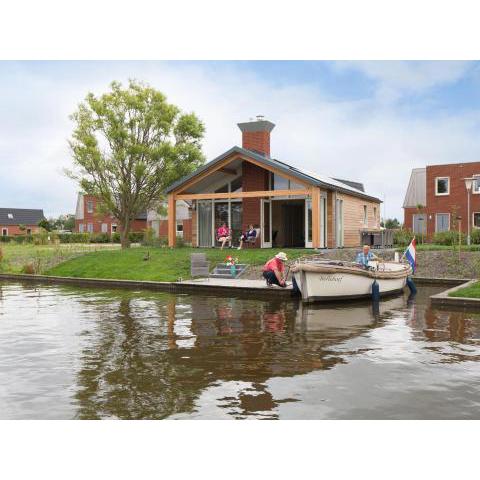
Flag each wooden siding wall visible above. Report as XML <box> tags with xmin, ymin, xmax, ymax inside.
<box><xmin>191</xmin><ymin>206</ymin><xmax>198</xmax><ymax>247</ymax></box>
<box><xmin>336</xmin><ymin>193</ymin><xmax>381</xmax><ymax>247</ymax></box>
<box><xmin>327</xmin><ymin>191</ymin><xmax>335</xmax><ymax>248</ymax></box>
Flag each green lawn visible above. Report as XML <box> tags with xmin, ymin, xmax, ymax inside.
<box><xmin>397</xmin><ymin>243</ymin><xmax>480</xmax><ymax>252</ymax></box>
<box><xmin>449</xmin><ymin>281</ymin><xmax>480</xmax><ymax>299</ymax></box>
<box><xmin>45</xmin><ymin>247</ymin><xmax>313</xmax><ymax>282</ymax></box>
<box><xmin>0</xmin><ymin>243</ymin><xmax>120</xmax><ymax>274</ymax></box>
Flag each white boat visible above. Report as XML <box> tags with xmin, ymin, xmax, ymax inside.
<box><xmin>292</xmin><ymin>258</ymin><xmax>412</xmax><ymax>303</ymax></box>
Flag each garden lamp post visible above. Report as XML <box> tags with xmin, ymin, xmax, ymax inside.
<box><xmin>464</xmin><ymin>177</ymin><xmax>474</xmax><ymax>246</ymax></box>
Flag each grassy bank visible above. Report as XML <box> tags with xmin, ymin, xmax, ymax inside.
<box><xmin>0</xmin><ymin>243</ymin><xmax>120</xmax><ymax>274</ymax></box>
<box><xmin>449</xmin><ymin>281</ymin><xmax>480</xmax><ymax>299</ymax></box>
<box><xmin>45</xmin><ymin>247</ymin><xmax>312</xmax><ymax>282</ymax></box>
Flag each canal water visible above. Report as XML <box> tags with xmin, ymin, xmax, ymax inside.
<box><xmin>0</xmin><ymin>281</ymin><xmax>479</xmax><ymax>419</ymax></box>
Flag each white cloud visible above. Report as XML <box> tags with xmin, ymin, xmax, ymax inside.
<box><xmin>333</xmin><ymin>61</ymin><xmax>472</xmax><ymax>102</ymax></box>
<box><xmin>0</xmin><ymin>61</ymin><xmax>477</xmax><ymax>221</ymax></box>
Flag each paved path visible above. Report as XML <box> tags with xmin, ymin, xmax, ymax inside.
<box><xmin>180</xmin><ymin>277</ymin><xmax>293</xmax><ymax>290</ymax></box>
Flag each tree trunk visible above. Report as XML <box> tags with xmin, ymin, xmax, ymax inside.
<box><xmin>120</xmin><ymin>219</ymin><xmax>131</xmax><ymax>249</ymax></box>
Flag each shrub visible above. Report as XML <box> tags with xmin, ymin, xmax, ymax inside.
<box><xmin>22</xmin><ymin>263</ymin><xmax>35</xmax><ymax>274</ymax></box>
<box><xmin>142</xmin><ymin>227</ymin><xmax>155</xmax><ymax>246</ymax></box>
<box><xmin>32</xmin><ymin>230</ymin><xmax>49</xmax><ymax>245</ymax></box>
<box><xmin>57</xmin><ymin>233</ymin><xmax>90</xmax><ymax>243</ymax></box>
<box><xmin>112</xmin><ymin>232</ymin><xmax>121</xmax><ymax>243</ymax></box>
<box><xmin>128</xmin><ymin>231</ymin><xmax>144</xmax><ymax>243</ymax></box>
<box><xmin>0</xmin><ymin>235</ymin><xmax>12</xmax><ymax>243</ymax></box>
<box><xmin>0</xmin><ymin>246</ymin><xmax>3</xmax><ymax>263</ymax></box>
<box><xmin>393</xmin><ymin>228</ymin><xmax>413</xmax><ymax>246</ymax></box>
<box><xmin>471</xmin><ymin>229</ymin><xmax>480</xmax><ymax>245</ymax></box>
<box><xmin>90</xmin><ymin>232</ymin><xmax>110</xmax><ymax>243</ymax></box>
<box><xmin>432</xmin><ymin>231</ymin><xmax>465</xmax><ymax>246</ymax></box>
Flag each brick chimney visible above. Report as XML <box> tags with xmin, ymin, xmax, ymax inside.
<box><xmin>237</xmin><ymin>115</ymin><xmax>275</xmax><ymax>157</ymax></box>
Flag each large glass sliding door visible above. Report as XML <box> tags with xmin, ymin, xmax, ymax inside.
<box><xmin>261</xmin><ymin>199</ymin><xmax>272</xmax><ymax>248</ymax></box>
<box><xmin>335</xmin><ymin>198</ymin><xmax>344</xmax><ymax>248</ymax></box>
<box><xmin>320</xmin><ymin>195</ymin><xmax>327</xmax><ymax>248</ymax></box>
<box><xmin>198</xmin><ymin>200</ymin><xmax>213</xmax><ymax>247</ymax></box>
<box><xmin>230</xmin><ymin>202</ymin><xmax>243</xmax><ymax>247</ymax></box>
<box><xmin>305</xmin><ymin>198</ymin><xmax>312</xmax><ymax>248</ymax></box>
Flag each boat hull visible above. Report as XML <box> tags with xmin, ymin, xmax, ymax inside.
<box><xmin>293</xmin><ymin>262</ymin><xmax>409</xmax><ymax>303</ymax></box>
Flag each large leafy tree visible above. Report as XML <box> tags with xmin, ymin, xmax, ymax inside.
<box><xmin>68</xmin><ymin>80</ymin><xmax>205</xmax><ymax>248</ymax></box>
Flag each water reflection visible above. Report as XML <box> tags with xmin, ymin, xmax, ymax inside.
<box><xmin>0</xmin><ymin>282</ymin><xmax>479</xmax><ymax>419</ymax></box>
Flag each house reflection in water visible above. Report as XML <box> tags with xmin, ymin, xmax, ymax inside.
<box><xmin>71</xmin><ymin>287</ymin><xmax>480</xmax><ymax>419</ymax></box>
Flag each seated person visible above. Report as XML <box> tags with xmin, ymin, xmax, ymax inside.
<box><xmin>238</xmin><ymin>224</ymin><xmax>257</xmax><ymax>250</ymax></box>
<box><xmin>356</xmin><ymin>244</ymin><xmax>379</xmax><ymax>268</ymax></box>
<box><xmin>216</xmin><ymin>223</ymin><xmax>231</xmax><ymax>250</ymax></box>
<box><xmin>262</xmin><ymin>252</ymin><xmax>288</xmax><ymax>288</ymax></box>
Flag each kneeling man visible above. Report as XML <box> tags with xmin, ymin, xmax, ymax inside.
<box><xmin>262</xmin><ymin>252</ymin><xmax>288</xmax><ymax>287</ymax></box>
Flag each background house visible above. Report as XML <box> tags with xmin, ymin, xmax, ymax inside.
<box><xmin>0</xmin><ymin>208</ymin><xmax>45</xmax><ymax>236</ymax></box>
<box><xmin>403</xmin><ymin>162</ymin><xmax>480</xmax><ymax>237</ymax></box>
<box><xmin>147</xmin><ymin>200</ymin><xmax>192</xmax><ymax>242</ymax></box>
<box><xmin>166</xmin><ymin>117</ymin><xmax>381</xmax><ymax>248</ymax></box>
<box><xmin>74</xmin><ymin>193</ymin><xmax>147</xmax><ymax>234</ymax></box>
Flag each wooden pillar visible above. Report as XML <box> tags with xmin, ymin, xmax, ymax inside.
<box><xmin>311</xmin><ymin>187</ymin><xmax>320</xmax><ymax>248</ymax></box>
<box><xmin>168</xmin><ymin>193</ymin><xmax>176</xmax><ymax>247</ymax></box>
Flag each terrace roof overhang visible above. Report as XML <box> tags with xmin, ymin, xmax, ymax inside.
<box><xmin>166</xmin><ymin>146</ymin><xmax>382</xmax><ymax>203</ymax></box>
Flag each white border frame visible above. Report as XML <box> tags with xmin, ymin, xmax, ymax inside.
<box><xmin>1</xmin><ymin>227</ymin><xmax>8</xmax><ymax>236</ymax></box>
<box><xmin>435</xmin><ymin>176</ymin><xmax>450</xmax><ymax>196</ymax></box>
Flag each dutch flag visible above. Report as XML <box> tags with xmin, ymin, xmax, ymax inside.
<box><xmin>404</xmin><ymin>237</ymin><xmax>417</xmax><ymax>273</ymax></box>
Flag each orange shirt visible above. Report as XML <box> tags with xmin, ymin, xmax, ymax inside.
<box><xmin>263</xmin><ymin>258</ymin><xmax>284</xmax><ymax>273</ymax></box>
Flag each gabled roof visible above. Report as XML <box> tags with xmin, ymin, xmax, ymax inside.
<box><xmin>166</xmin><ymin>146</ymin><xmax>381</xmax><ymax>203</ymax></box>
<box><xmin>0</xmin><ymin>208</ymin><xmax>45</xmax><ymax>226</ymax></box>
<box><xmin>403</xmin><ymin>168</ymin><xmax>426</xmax><ymax>208</ymax></box>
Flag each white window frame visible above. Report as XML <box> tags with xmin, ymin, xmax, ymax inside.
<box><xmin>363</xmin><ymin>205</ymin><xmax>368</xmax><ymax>226</ymax></box>
<box><xmin>2</xmin><ymin>227</ymin><xmax>8</xmax><ymax>236</ymax></box>
<box><xmin>472</xmin><ymin>175</ymin><xmax>480</xmax><ymax>194</ymax></box>
<box><xmin>176</xmin><ymin>221</ymin><xmax>184</xmax><ymax>237</ymax></box>
<box><xmin>435</xmin><ymin>177</ymin><xmax>450</xmax><ymax>196</ymax></box>
<box><xmin>473</xmin><ymin>212</ymin><xmax>480</xmax><ymax>229</ymax></box>
<box><xmin>87</xmin><ymin>223</ymin><xmax>93</xmax><ymax>233</ymax></box>
<box><xmin>111</xmin><ymin>224</ymin><xmax>117</xmax><ymax>233</ymax></box>
<box><xmin>86</xmin><ymin>200</ymin><xmax>94</xmax><ymax>213</ymax></box>
<box><xmin>435</xmin><ymin>213</ymin><xmax>450</xmax><ymax>233</ymax></box>
<box><xmin>101</xmin><ymin>223</ymin><xmax>108</xmax><ymax>233</ymax></box>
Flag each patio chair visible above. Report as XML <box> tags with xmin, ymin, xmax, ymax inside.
<box><xmin>190</xmin><ymin>253</ymin><xmax>210</xmax><ymax>279</ymax></box>
<box><xmin>245</xmin><ymin>228</ymin><xmax>261</xmax><ymax>248</ymax></box>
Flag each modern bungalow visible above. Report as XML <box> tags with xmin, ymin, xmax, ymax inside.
<box><xmin>166</xmin><ymin>117</ymin><xmax>382</xmax><ymax>248</ymax></box>
<box><xmin>0</xmin><ymin>208</ymin><xmax>45</xmax><ymax>236</ymax></box>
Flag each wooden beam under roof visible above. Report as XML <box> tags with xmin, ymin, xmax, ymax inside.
<box><xmin>175</xmin><ymin>189</ymin><xmax>310</xmax><ymax>201</ymax></box>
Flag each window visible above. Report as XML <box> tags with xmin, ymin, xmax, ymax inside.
<box><xmin>176</xmin><ymin>222</ymin><xmax>184</xmax><ymax>237</ymax></box>
<box><xmin>474</xmin><ymin>212</ymin><xmax>480</xmax><ymax>228</ymax></box>
<box><xmin>79</xmin><ymin>224</ymin><xmax>84</xmax><ymax>233</ymax></box>
<box><xmin>26</xmin><ymin>229</ymin><xmax>31</xmax><ymax>235</ymax></box>
<box><xmin>101</xmin><ymin>223</ymin><xmax>108</xmax><ymax>233</ymax></box>
<box><xmin>435</xmin><ymin>177</ymin><xmax>450</xmax><ymax>195</ymax></box>
<box><xmin>436</xmin><ymin>213</ymin><xmax>450</xmax><ymax>233</ymax></box>
<box><xmin>373</xmin><ymin>207</ymin><xmax>377</xmax><ymax>224</ymax></box>
<box><xmin>86</xmin><ymin>200</ymin><xmax>94</xmax><ymax>213</ymax></box>
<box><xmin>7</xmin><ymin>213</ymin><xmax>13</xmax><ymax>219</ymax></box>
<box><xmin>363</xmin><ymin>205</ymin><xmax>368</xmax><ymax>225</ymax></box>
<box><xmin>111</xmin><ymin>224</ymin><xmax>117</xmax><ymax>233</ymax></box>
<box><xmin>473</xmin><ymin>176</ymin><xmax>480</xmax><ymax>194</ymax></box>
<box><xmin>2</xmin><ymin>228</ymin><xmax>7</xmax><ymax>236</ymax></box>
<box><xmin>273</xmin><ymin>173</ymin><xmax>289</xmax><ymax>190</ymax></box>
<box><xmin>87</xmin><ymin>223</ymin><xmax>93</xmax><ymax>233</ymax></box>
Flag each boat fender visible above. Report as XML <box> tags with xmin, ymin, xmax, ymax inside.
<box><xmin>406</xmin><ymin>276</ymin><xmax>417</xmax><ymax>295</ymax></box>
<box><xmin>371</xmin><ymin>280</ymin><xmax>380</xmax><ymax>302</ymax></box>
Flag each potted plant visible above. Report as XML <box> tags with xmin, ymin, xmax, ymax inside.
<box><xmin>225</xmin><ymin>255</ymin><xmax>239</xmax><ymax>277</ymax></box>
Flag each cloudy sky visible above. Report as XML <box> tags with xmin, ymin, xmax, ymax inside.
<box><xmin>1</xmin><ymin>60</ymin><xmax>480</xmax><ymax>220</ymax></box>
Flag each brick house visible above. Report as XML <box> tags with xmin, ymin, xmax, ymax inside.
<box><xmin>165</xmin><ymin>117</ymin><xmax>382</xmax><ymax>248</ymax></box>
<box><xmin>147</xmin><ymin>201</ymin><xmax>192</xmax><ymax>242</ymax></box>
<box><xmin>0</xmin><ymin>208</ymin><xmax>45</xmax><ymax>236</ymax></box>
<box><xmin>403</xmin><ymin>161</ymin><xmax>480</xmax><ymax>237</ymax></box>
<box><xmin>74</xmin><ymin>194</ymin><xmax>147</xmax><ymax>234</ymax></box>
